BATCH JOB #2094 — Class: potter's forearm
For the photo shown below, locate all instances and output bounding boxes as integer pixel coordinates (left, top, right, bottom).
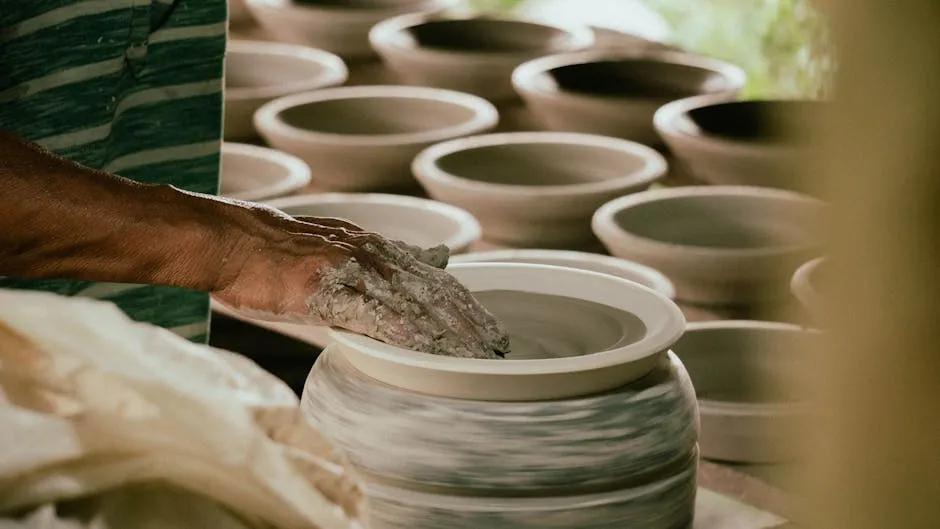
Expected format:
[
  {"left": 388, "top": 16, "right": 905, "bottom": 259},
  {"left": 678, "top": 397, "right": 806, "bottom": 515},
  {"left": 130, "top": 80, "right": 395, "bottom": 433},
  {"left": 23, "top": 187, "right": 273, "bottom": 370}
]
[{"left": 0, "top": 131, "right": 231, "bottom": 290}]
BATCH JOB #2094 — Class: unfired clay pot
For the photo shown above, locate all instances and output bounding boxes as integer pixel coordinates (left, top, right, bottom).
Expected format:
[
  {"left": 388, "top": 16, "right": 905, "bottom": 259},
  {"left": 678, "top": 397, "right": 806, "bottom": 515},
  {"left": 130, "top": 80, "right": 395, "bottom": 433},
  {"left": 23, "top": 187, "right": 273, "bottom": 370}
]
[
  {"left": 224, "top": 40, "right": 348, "bottom": 141},
  {"left": 212, "top": 192, "right": 481, "bottom": 348},
  {"left": 592, "top": 185, "right": 826, "bottom": 307},
  {"left": 655, "top": 95, "right": 825, "bottom": 191},
  {"left": 413, "top": 131, "right": 667, "bottom": 249},
  {"left": 243, "top": 0, "right": 459, "bottom": 60},
  {"left": 219, "top": 142, "right": 311, "bottom": 201},
  {"left": 450, "top": 249, "right": 675, "bottom": 299},
  {"left": 369, "top": 14, "right": 594, "bottom": 103},
  {"left": 671, "top": 321, "right": 815, "bottom": 464},
  {"left": 590, "top": 26, "right": 682, "bottom": 53},
  {"left": 512, "top": 49, "right": 746, "bottom": 145},
  {"left": 254, "top": 85, "right": 498, "bottom": 191},
  {"left": 301, "top": 262, "right": 697, "bottom": 528},
  {"left": 791, "top": 256, "right": 827, "bottom": 324}
]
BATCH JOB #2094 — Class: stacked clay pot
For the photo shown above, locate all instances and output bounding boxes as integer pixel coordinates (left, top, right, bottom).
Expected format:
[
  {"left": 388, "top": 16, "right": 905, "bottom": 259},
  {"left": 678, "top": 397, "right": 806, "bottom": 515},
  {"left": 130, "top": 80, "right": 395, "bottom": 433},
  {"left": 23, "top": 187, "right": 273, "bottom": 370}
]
[{"left": 301, "top": 263, "right": 698, "bottom": 529}]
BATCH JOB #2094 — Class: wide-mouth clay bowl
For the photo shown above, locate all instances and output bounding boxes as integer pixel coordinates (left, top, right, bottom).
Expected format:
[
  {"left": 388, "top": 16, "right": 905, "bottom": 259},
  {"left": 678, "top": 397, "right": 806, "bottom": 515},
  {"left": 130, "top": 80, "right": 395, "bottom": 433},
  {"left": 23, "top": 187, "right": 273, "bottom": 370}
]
[
  {"left": 590, "top": 26, "right": 682, "bottom": 53},
  {"left": 370, "top": 14, "right": 595, "bottom": 103},
  {"left": 450, "top": 249, "right": 675, "bottom": 299},
  {"left": 413, "top": 131, "right": 668, "bottom": 249},
  {"left": 327, "top": 262, "right": 686, "bottom": 401},
  {"left": 254, "top": 85, "right": 499, "bottom": 191},
  {"left": 219, "top": 143, "right": 312, "bottom": 201},
  {"left": 266, "top": 193, "right": 482, "bottom": 254},
  {"left": 790, "top": 256, "right": 827, "bottom": 323},
  {"left": 243, "top": 0, "right": 459, "bottom": 59},
  {"left": 512, "top": 49, "right": 746, "bottom": 145},
  {"left": 672, "top": 321, "right": 816, "bottom": 463},
  {"left": 592, "top": 186, "right": 827, "bottom": 307},
  {"left": 224, "top": 40, "right": 348, "bottom": 141},
  {"left": 654, "top": 95, "right": 825, "bottom": 191}
]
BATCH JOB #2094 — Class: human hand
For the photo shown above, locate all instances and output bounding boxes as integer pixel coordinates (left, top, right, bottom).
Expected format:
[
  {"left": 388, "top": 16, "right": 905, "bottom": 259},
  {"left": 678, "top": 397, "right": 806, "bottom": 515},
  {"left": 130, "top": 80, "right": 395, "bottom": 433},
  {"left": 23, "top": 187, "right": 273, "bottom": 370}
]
[{"left": 212, "top": 206, "right": 510, "bottom": 359}]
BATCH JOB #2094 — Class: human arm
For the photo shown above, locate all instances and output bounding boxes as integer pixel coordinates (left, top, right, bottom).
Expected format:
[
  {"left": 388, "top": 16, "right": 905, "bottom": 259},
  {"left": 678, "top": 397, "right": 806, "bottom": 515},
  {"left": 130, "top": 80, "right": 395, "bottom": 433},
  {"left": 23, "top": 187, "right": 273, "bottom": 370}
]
[{"left": 0, "top": 131, "right": 509, "bottom": 358}]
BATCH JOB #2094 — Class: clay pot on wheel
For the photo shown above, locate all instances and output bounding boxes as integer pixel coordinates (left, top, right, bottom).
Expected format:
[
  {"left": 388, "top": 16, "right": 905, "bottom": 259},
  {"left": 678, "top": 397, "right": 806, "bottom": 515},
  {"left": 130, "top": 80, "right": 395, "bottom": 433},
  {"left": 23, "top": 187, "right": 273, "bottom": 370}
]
[{"left": 302, "top": 262, "right": 696, "bottom": 528}]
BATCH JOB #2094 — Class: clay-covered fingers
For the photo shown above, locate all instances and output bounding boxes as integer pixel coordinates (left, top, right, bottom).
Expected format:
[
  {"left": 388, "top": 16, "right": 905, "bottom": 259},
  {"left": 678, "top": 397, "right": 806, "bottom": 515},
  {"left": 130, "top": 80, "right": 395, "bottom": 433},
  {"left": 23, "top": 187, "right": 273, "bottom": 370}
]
[{"left": 291, "top": 215, "right": 450, "bottom": 269}]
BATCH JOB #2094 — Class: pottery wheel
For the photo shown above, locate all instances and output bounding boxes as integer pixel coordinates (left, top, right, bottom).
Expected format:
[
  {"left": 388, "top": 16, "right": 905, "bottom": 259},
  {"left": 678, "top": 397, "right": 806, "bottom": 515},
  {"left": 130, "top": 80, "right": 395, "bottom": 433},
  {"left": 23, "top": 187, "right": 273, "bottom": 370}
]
[{"left": 302, "top": 347, "right": 698, "bottom": 492}]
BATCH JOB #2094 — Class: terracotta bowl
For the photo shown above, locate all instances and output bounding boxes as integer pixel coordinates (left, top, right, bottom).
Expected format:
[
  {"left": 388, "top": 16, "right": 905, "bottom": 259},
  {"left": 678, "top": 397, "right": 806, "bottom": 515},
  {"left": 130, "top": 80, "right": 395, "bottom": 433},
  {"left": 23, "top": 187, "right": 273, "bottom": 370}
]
[
  {"left": 450, "top": 249, "right": 675, "bottom": 299},
  {"left": 654, "top": 95, "right": 825, "bottom": 190},
  {"left": 254, "top": 85, "right": 498, "bottom": 191},
  {"left": 413, "top": 131, "right": 667, "bottom": 249},
  {"left": 219, "top": 143, "right": 311, "bottom": 201},
  {"left": 513, "top": 49, "right": 746, "bottom": 145},
  {"left": 791, "top": 256, "right": 827, "bottom": 323},
  {"left": 243, "top": 0, "right": 459, "bottom": 59},
  {"left": 266, "top": 192, "right": 482, "bottom": 254},
  {"left": 592, "top": 186, "right": 826, "bottom": 307},
  {"left": 370, "top": 14, "right": 594, "bottom": 103},
  {"left": 672, "top": 321, "right": 816, "bottom": 463},
  {"left": 224, "top": 40, "right": 348, "bottom": 141}
]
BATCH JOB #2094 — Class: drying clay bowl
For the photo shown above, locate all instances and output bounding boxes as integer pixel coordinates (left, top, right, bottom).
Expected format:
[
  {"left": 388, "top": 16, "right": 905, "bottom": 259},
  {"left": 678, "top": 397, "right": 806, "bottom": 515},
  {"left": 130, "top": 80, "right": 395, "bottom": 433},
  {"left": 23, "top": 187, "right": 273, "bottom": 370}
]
[
  {"left": 592, "top": 185, "right": 826, "bottom": 307},
  {"left": 590, "top": 26, "right": 682, "bottom": 53},
  {"left": 328, "top": 262, "right": 686, "bottom": 401},
  {"left": 358, "top": 451, "right": 697, "bottom": 529},
  {"left": 413, "top": 132, "right": 667, "bottom": 249},
  {"left": 512, "top": 49, "right": 746, "bottom": 145},
  {"left": 224, "top": 40, "right": 348, "bottom": 141},
  {"left": 370, "top": 14, "right": 594, "bottom": 103},
  {"left": 654, "top": 95, "right": 824, "bottom": 190},
  {"left": 254, "top": 85, "right": 498, "bottom": 191},
  {"left": 219, "top": 143, "right": 312, "bottom": 201},
  {"left": 265, "top": 193, "right": 481, "bottom": 254},
  {"left": 304, "top": 347, "right": 697, "bottom": 493},
  {"left": 672, "top": 321, "right": 815, "bottom": 463},
  {"left": 450, "top": 249, "right": 675, "bottom": 299},
  {"left": 791, "top": 256, "right": 827, "bottom": 322},
  {"left": 243, "top": 0, "right": 459, "bottom": 59}
]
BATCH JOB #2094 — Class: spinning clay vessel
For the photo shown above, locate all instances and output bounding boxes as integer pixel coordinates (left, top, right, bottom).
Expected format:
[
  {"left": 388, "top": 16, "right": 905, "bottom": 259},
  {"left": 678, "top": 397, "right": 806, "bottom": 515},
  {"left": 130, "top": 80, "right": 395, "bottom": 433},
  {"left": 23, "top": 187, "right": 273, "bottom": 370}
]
[{"left": 302, "top": 263, "right": 699, "bottom": 529}]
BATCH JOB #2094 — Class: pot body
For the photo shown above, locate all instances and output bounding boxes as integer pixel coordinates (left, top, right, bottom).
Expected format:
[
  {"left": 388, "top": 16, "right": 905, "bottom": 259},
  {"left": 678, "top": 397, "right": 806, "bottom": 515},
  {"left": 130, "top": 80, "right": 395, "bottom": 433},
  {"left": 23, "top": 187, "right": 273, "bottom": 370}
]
[{"left": 301, "top": 347, "right": 700, "bottom": 528}]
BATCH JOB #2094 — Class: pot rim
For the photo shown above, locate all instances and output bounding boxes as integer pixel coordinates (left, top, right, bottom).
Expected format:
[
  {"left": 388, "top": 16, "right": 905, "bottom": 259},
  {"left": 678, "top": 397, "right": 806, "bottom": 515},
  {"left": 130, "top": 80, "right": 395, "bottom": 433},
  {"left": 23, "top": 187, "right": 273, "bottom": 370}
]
[
  {"left": 512, "top": 48, "right": 747, "bottom": 100},
  {"left": 654, "top": 94, "right": 823, "bottom": 156},
  {"left": 328, "top": 262, "right": 685, "bottom": 375},
  {"left": 412, "top": 131, "right": 667, "bottom": 197},
  {"left": 450, "top": 249, "right": 676, "bottom": 299},
  {"left": 254, "top": 85, "right": 499, "bottom": 146},
  {"left": 264, "top": 192, "right": 482, "bottom": 253},
  {"left": 226, "top": 40, "right": 349, "bottom": 102},
  {"left": 369, "top": 12, "right": 595, "bottom": 61},
  {"left": 220, "top": 142, "right": 313, "bottom": 201},
  {"left": 592, "top": 185, "right": 827, "bottom": 260}
]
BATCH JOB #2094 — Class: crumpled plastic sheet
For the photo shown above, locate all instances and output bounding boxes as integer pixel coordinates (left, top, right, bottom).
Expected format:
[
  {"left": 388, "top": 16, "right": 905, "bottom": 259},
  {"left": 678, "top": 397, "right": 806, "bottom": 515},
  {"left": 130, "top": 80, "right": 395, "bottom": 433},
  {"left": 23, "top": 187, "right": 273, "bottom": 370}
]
[{"left": 0, "top": 289, "right": 365, "bottom": 529}]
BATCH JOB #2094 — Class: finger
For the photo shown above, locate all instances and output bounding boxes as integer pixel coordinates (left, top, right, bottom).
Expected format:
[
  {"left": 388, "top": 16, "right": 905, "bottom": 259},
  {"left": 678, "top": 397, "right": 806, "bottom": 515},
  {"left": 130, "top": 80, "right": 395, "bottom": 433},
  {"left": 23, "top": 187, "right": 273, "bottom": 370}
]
[
  {"left": 309, "top": 284, "right": 423, "bottom": 347},
  {"left": 294, "top": 216, "right": 450, "bottom": 269}
]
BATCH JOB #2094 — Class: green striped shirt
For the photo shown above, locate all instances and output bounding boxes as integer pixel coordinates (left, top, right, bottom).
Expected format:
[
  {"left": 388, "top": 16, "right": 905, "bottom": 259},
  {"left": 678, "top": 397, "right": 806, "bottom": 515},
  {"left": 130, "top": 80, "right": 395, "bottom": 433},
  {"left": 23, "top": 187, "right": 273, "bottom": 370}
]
[{"left": 0, "top": 0, "right": 228, "bottom": 343}]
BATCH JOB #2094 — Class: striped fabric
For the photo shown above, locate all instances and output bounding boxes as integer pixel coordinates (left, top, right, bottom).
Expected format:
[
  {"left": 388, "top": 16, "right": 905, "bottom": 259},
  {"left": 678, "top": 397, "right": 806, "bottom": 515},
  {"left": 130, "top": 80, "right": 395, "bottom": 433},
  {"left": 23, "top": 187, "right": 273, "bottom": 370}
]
[{"left": 0, "top": 0, "right": 228, "bottom": 343}]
